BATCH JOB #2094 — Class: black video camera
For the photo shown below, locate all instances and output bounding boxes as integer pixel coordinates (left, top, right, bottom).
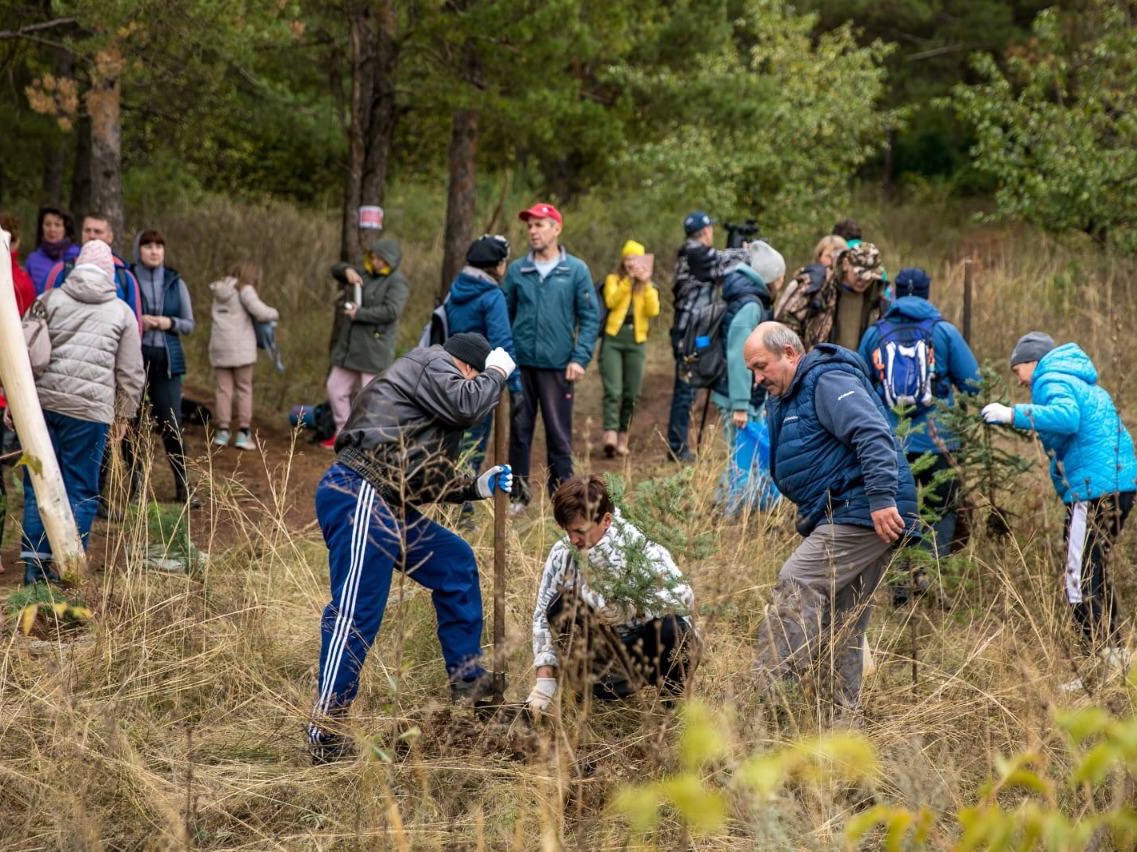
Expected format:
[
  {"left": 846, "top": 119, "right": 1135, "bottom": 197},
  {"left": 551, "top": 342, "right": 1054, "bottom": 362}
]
[{"left": 724, "top": 219, "right": 760, "bottom": 249}]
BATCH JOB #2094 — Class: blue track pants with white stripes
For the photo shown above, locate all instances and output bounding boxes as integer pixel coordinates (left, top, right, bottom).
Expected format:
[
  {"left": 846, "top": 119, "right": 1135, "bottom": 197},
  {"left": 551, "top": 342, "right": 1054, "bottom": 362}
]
[{"left": 310, "top": 463, "right": 485, "bottom": 740}]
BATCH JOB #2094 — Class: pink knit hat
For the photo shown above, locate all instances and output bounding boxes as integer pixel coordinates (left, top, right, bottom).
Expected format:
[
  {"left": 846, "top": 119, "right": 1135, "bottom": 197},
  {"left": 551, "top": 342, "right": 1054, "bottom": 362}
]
[{"left": 76, "top": 239, "right": 115, "bottom": 282}]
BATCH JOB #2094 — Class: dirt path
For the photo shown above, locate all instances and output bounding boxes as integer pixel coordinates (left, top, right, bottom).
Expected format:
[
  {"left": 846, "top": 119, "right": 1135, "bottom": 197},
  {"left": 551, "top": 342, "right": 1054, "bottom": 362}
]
[{"left": 0, "top": 353, "right": 693, "bottom": 587}]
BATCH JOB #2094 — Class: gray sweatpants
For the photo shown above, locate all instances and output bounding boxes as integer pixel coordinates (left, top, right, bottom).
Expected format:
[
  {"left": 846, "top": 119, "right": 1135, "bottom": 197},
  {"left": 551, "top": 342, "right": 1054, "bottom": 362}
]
[{"left": 754, "top": 523, "right": 894, "bottom": 711}]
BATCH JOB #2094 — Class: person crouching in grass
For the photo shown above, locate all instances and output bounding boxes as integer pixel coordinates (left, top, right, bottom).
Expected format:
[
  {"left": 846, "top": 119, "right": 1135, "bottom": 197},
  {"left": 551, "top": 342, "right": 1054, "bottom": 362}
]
[{"left": 526, "top": 475, "right": 701, "bottom": 713}]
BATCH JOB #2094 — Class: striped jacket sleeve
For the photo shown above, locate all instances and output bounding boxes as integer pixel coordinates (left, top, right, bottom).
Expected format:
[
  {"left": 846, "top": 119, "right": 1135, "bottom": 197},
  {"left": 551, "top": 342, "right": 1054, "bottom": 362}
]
[{"left": 532, "top": 542, "right": 574, "bottom": 669}]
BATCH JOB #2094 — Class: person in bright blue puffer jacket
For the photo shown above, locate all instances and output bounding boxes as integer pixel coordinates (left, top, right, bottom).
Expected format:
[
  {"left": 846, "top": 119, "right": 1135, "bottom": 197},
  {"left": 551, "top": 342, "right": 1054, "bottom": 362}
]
[
  {"left": 445, "top": 235, "right": 521, "bottom": 475},
  {"left": 983, "top": 333, "right": 1137, "bottom": 650}
]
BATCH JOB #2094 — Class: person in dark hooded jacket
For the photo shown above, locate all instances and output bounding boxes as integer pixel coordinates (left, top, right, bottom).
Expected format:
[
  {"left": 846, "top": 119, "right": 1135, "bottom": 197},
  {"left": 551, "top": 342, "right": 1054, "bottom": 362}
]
[
  {"left": 444, "top": 235, "right": 520, "bottom": 474},
  {"left": 859, "top": 267, "right": 980, "bottom": 601},
  {"left": 308, "top": 333, "right": 517, "bottom": 763},
  {"left": 325, "top": 237, "right": 410, "bottom": 442}
]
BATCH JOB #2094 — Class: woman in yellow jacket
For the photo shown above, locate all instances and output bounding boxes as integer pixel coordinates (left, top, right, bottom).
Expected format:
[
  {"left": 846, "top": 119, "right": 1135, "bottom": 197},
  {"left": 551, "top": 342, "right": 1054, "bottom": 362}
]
[{"left": 600, "top": 240, "right": 660, "bottom": 457}]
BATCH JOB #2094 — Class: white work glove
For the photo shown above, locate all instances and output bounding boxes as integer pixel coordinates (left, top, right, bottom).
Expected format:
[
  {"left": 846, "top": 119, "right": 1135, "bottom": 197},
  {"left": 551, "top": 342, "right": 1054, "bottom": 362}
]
[
  {"left": 484, "top": 347, "right": 517, "bottom": 379},
  {"left": 981, "top": 402, "right": 1013, "bottom": 425},
  {"left": 526, "top": 677, "right": 558, "bottom": 713},
  {"left": 475, "top": 464, "right": 513, "bottom": 499}
]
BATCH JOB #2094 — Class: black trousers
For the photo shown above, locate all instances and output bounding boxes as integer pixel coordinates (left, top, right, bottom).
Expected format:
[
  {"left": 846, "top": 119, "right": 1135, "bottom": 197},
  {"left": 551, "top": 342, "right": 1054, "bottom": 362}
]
[
  {"left": 547, "top": 591, "right": 700, "bottom": 700},
  {"left": 509, "top": 367, "right": 575, "bottom": 497},
  {"left": 122, "top": 347, "right": 188, "bottom": 497},
  {"left": 1064, "top": 491, "right": 1134, "bottom": 646}
]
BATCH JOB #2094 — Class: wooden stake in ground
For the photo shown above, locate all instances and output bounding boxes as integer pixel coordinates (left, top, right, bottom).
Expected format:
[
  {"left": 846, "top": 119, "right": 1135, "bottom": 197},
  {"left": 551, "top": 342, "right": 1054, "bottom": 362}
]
[
  {"left": 0, "top": 230, "right": 87, "bottom": 579},
  {"left": 962, "top": 258, "right": 973, "bottom": 344},
  {"left": 492, "top": 390, "right": 509, "bottom": 703}
]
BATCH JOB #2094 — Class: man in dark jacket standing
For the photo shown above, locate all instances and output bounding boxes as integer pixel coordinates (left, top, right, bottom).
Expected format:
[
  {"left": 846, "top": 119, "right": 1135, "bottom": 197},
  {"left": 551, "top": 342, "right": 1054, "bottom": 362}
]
[
  {"left": 744, "top": 321, "right": 918, "bottom": 719},
  {"left": 325, "top": 237, "right": 410, "bottom": 442},
  {"left": 502, "top": 203, "right": 599, "bottom": 509},
  {"left": 667, "top": 211, "right": 749, "bottom": 462},
  {"left": 307, "top": 333, "right": 516, "bottom": 763}
]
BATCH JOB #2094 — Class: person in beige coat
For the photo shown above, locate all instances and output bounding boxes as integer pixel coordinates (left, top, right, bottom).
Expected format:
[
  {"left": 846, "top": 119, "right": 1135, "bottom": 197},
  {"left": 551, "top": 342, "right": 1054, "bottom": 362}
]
[
  {"left": 208, "top": 262, "right": 279, "bottom": 451},
  {"left": 10, "top": 239, "right": 143, "bottom": 584}
]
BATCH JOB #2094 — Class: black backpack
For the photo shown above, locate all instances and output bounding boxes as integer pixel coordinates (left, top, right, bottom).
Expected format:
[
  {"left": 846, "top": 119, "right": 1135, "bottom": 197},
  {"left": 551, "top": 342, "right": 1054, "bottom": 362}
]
[{"left": 677, "top": 291, "right": 728, "bottom": 388}]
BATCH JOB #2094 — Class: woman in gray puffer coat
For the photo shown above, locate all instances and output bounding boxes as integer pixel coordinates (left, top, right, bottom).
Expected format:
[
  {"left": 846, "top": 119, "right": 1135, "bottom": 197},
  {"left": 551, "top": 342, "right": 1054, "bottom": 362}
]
[
  {"left": 208, "top": 261, "right": 279, "bottom": 451},
  {"left": 14, "top": 239, "right": 144, "bottom": 585}
]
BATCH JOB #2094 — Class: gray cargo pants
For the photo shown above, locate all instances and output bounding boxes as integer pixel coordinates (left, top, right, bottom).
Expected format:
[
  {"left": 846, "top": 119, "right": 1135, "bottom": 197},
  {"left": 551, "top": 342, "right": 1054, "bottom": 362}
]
[{"left": 754, "top": 523, "right": 894, "bottom": 711}]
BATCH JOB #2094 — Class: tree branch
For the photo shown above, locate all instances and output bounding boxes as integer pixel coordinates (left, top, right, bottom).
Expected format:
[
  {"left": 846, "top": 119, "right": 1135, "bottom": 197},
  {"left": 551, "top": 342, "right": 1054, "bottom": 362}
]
[{"left": 0, "top": 17, "right": 77, "bottom": 40}]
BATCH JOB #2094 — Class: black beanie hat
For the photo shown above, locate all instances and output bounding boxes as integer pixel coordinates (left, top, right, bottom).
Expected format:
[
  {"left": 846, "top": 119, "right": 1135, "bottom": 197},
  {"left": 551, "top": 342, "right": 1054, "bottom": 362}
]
[
  {"left": 466, "top": 234, "right": 510, "bottom": 269},
  {"left": 443, "top": 332, "right": 492, "bottom": 371}
]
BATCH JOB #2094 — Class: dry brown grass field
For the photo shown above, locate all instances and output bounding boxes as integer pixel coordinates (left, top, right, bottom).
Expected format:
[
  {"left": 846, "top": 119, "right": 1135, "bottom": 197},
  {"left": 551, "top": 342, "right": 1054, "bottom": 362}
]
[{"left": 2, "top": 193, "right": 1137, "bottom": 849}]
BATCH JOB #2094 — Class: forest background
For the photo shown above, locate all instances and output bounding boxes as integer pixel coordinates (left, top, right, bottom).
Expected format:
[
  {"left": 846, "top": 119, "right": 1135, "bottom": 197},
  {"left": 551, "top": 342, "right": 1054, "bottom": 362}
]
[{"left": 4, "top": 1, "right": 1137, "bottom": 849}]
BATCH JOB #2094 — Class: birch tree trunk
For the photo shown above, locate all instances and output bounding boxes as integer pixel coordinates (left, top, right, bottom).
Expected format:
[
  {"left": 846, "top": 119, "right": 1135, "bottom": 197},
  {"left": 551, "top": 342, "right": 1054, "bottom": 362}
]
[{"left": 0, "top": 231, "right": 87, "bottom": 579}]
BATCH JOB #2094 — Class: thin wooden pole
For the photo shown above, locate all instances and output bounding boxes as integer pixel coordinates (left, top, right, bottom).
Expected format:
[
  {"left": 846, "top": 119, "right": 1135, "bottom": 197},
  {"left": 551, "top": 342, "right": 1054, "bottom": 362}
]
[
  {"left": 492, "top": 390, "right": 509, "bottom": 703},
  {"left": 962, "top": 259, "right": 973, "bottom": 344},
  {"left": 0, "top": 230, "right": 86, "bottom": 579}
]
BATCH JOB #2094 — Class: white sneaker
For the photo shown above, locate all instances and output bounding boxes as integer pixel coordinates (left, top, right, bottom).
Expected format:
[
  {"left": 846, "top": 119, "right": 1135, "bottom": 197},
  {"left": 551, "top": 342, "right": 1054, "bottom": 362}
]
[
  {"left": 233, "top": 430, "right": 257, "bottom": 451},
  {"left": 213, "top": 429, "right": 230, "bottom": 447}
]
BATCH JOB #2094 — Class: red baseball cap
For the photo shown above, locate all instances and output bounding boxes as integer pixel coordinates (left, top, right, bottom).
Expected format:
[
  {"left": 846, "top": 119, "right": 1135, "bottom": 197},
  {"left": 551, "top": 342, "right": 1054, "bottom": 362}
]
[{"left": 518, "top": 202, "right": 562, "bottom": 226}]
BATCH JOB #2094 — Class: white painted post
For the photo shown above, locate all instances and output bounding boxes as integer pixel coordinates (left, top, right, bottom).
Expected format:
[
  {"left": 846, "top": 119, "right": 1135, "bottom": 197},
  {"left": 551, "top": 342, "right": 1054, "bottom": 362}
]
[{"left": 0, "top": 230, "right": 87, "bottom": 579}]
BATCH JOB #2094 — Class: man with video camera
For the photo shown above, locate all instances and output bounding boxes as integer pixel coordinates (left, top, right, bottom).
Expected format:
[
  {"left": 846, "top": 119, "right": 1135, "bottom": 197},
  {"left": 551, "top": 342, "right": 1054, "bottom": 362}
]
[{"left": 666, "top": 211, "right": 751, "bottom": 463}]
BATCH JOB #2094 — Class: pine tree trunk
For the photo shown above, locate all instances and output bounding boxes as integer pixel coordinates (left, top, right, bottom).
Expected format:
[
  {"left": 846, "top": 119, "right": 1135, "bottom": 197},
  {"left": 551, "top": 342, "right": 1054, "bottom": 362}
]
[
  {"left": 339, "top": 9, "right": 373, "bottom": 264},
  {"left": 41, "top": 49, "right": 73, "bottom": 206},
  {"left": 87, "top": 46, "right": 124, "bottom": 244},
  {"left": 70, "top": 112, "right": 92, "bottom": 218},
  {"left": 360, "top": 0, "right": 398, "bottom": 214},
  {"left": 440, "top": 108, "right": 479, "bottom": 301}
]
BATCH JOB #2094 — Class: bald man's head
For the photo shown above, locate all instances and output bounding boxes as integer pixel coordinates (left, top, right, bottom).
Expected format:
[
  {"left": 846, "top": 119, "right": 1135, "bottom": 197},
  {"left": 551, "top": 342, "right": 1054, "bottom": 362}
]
[{"left": 744, "top": 322, "right": 804, "bottom": 397}]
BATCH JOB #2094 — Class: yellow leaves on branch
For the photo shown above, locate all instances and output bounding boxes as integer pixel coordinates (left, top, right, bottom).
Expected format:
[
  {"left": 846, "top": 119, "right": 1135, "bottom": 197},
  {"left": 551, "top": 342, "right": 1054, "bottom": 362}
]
[{"left": 25, "top": 75, "right": 79, "bottom": 131}]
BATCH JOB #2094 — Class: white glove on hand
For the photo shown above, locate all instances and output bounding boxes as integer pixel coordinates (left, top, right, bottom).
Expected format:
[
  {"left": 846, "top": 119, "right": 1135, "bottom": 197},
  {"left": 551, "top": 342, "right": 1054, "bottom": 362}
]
[
  {"left": 982, "top": 402, "right": 1013, "bottom": 425},
  {"left": 484, "top": 347, "right": 517, "bottom": 378},
  {"left": 526, "top": 677, "right": 558, "bottom": 713},
  {"left": 475, "top": 464, "right": 513, "bottom": 499}
]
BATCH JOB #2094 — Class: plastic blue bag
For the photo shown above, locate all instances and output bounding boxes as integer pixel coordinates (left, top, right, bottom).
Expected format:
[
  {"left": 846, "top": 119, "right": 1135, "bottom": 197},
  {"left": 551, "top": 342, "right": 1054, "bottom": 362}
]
[{"left": 721, "top": 413, "right": 780, "bottom": 515}]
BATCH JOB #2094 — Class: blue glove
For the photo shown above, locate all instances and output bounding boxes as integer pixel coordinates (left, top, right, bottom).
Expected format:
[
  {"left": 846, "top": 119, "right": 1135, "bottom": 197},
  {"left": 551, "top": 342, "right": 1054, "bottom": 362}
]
[{"left": 475, "top": 464, "right": 513, "bottom": 499}]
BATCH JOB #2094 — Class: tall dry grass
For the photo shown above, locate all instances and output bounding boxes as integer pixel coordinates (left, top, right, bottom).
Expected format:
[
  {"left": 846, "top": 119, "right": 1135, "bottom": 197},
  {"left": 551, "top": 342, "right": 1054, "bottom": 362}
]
[{"left": 2, "top": 189, "right": 1137, "bottom": 848}]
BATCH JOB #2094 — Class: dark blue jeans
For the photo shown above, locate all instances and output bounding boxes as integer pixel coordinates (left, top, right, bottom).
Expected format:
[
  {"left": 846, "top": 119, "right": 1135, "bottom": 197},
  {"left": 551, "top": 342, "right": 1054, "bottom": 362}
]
[
  {"left": 22, "top": 410, "right": 108, "bottom": 583},
  {"left": 666, "top": 334, "right": 697, "bottom": 457}
]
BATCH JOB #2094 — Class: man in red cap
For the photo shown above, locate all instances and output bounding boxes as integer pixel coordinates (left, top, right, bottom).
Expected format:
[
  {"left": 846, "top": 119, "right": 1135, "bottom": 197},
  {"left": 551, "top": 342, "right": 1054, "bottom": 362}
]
[{"left": 502, "top": 202, "right": 599, "bottom": 511}]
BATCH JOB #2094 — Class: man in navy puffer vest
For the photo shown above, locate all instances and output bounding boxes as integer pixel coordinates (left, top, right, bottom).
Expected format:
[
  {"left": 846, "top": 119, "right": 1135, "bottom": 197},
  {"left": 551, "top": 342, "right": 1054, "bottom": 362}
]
[{"left": 744, "top": 321, "right": 918, "bottom": 718}]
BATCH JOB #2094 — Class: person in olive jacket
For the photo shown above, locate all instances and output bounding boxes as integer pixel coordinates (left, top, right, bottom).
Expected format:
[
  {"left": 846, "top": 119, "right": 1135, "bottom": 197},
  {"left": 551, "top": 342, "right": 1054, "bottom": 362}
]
[
  {"left": 325, "top": 237, "right": 410, "bottom": 442},
  {"left": 502, "top": 203, "right": 599, "bottom": 509}
]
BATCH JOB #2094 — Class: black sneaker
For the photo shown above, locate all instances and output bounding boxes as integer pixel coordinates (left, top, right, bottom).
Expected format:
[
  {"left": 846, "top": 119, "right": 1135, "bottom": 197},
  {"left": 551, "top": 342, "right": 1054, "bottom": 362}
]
[
  {"left": 308, "top": 732, "right": 356, "bottom": 765},
  {"left": 450, "top": 671, "right": 497, "bottom": 708}
]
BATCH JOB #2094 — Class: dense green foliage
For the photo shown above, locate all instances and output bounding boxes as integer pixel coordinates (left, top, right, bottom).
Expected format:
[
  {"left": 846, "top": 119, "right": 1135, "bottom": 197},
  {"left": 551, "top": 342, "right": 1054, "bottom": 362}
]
[
  {"left": 953, "top": 0, "right": 1137, "bottom": 251},
  {"left": 2, "top": 0, "right": 1133, "bottom": 251}
]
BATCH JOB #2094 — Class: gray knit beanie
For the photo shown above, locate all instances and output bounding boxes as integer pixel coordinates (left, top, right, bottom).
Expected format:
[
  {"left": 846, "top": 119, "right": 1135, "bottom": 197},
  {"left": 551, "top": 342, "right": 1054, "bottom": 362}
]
[{"left": 1010, "top": 331, "right": 1055, "bottom": 367}]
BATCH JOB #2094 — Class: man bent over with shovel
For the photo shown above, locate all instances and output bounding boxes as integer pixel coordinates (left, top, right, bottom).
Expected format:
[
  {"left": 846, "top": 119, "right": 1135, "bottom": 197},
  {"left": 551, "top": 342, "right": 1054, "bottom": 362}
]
[{"left": 308, "top": 332, "right": 516, "bottom": 763}]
